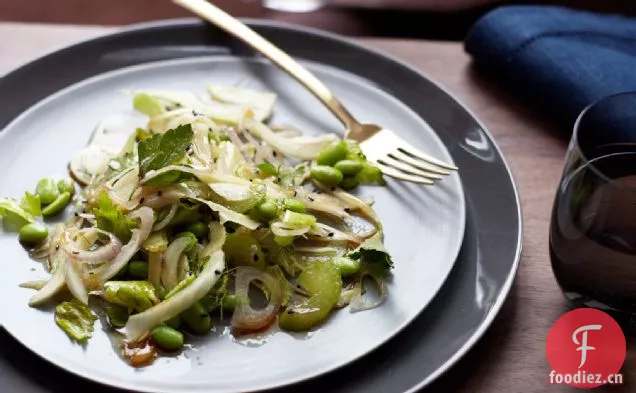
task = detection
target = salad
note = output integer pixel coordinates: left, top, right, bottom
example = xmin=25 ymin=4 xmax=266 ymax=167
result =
xmin=0 ymin=85 xmax=393 ymax=366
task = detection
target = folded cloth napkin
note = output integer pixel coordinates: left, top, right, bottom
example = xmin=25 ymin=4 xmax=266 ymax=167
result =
xmin=465 ymin=6 xmax=636 ymax=132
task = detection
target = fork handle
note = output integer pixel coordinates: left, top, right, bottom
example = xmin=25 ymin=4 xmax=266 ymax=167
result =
xmin=174 ymin=0 xmax=360 ymax=132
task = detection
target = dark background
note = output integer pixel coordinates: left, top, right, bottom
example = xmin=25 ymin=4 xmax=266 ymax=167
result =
xmin=1 ymin=0 xmax=636 ymax=40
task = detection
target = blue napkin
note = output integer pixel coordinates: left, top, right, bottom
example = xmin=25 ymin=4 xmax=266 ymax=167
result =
xmin=465 ymin=6 xmax=636 ymax=132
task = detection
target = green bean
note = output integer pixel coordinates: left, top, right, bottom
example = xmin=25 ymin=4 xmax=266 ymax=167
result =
xmin=334 ymin=160 xmax=363 ymax=176
xmin=283 ymin=198 xmax=305 ymax=213
xmin=35 ymin=178 xmax=59 ymax=205
xmin=332 ymin=256 xmax=360 ymax=277
xmin=151 ymin=325 xmax=184 ymax=351
xmin=187 ymin=222 xmax=209 ymax=240
xmin=317 ymin=141 xmax=348 ymax=166
xmin=166 ymin=315 xmax=182 ymax=330
xmin=18 ymin=222 xmax=48 ymax=245
xmin=57 ymin=178 xmax=75 ymax=196
xmin=310 ymin=166 xmax=343 ymax=187
xmin=41 ymin=192 xmax=71 ymax=216
xmin=256 ymin=200 xmax=279 ymax=221
xmin=128 ymin=260 xmax=149 ymax=279
xmin=339 ymin=177 xmax=360 ymax=190
xmin=181 ymin=301 xmax=212 ymax=334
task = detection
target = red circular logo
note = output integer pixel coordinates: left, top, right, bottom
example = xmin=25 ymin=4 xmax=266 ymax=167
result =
xmin=546 ymin=309 xmax=626 ymax=388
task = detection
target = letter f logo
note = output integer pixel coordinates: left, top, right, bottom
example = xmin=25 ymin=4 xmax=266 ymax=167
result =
xmin=572 ymin=324 xmax=602 ymax=368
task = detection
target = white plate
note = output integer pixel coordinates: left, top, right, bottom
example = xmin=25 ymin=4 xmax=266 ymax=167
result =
xmin=0 ymin=57 xmax=465 ymax=392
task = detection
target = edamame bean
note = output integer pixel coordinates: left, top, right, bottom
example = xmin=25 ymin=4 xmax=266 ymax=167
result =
xmin=222 ymin=295 xmax=238 ymax=311
xmin=181 ymin=301 xmax=212 ymax=334
xmin=151 ymin=325 xmax=184 ymax=351
xmin=317 ymin=141 xmax=348 ymax=166
xmin=187 ymin=222 xmax=209 ymax=240
xmin=57 ymin=178 xmax=75 ymax=196
xmin=274 ymin=235 xmax=294 ymax=246
xmin=166 ymin=315 xmax=182 ymax=329
xmin=339 ymin=177 xmax=360 ymax=190
xmin=334 ymin=160 xmax=363 ymax=176
xmin=35 ymin=178 xmax=59 ymax=205
xmin=310 ymin=166 xmax=343 ymax=187
xmin=256 ymin=200 xmax=279 ymax=220
xmin=332 ymin=256 xmax=360 ymax=277
xmin=156 ymin=286 xmax=167 ymax=300
xmin=41 ymin=192 xmax=71 ymax=216
xmin=18 ymin=222 xmax=48 ymax=245
xmin=128 ymin=260 xmax=149 ymax=279
xmin=283 ymin=198 xmax=305 ymax=213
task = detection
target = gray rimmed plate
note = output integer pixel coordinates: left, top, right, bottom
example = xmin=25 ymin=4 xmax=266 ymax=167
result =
xmin=0 ymin=19 xmax=521 ymax=393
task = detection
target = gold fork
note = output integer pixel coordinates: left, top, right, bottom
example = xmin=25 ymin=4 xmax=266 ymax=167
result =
xmin=174 ymin=0 xmax=458 ymax=184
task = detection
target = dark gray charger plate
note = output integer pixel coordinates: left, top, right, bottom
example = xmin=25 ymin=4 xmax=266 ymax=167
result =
xmin=0 ymin=19 xmax=521 ymax=393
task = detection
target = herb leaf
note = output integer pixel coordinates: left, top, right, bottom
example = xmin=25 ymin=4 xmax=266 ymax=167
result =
xmin=93 ymin=192 xmax=137 ymax=242
xmin=137 ymin=124 xmax=194 ymax=177
xmin=347 ymin=231 xmax=393 ymax=269
xmin=55 ymin=299 xmax=97 ymax=342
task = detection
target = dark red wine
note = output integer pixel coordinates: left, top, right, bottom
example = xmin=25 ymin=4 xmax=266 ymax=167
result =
xmin=550 ymin=152 xmax=636 ymax=317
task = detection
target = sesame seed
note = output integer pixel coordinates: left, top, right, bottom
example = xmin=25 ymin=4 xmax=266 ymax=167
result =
xmin=272 ymin=151 xmax=278 ymax=157
xmin=139 ymin=197 xmax=145 ymax=203
xmin=72 ymin=251 xmax=79 ymax=255
xmin=253 ymin=254 xmax=259 ymax=262
xmin=328 ymin=232 xmax=334 ymax=237
xmin=74 ymin=212 xmax=79 ymax=217
xmin=287 ymin=309 xmax=295 ymax=314
xmin=308 ymin=196 xmax=315 ymax=202
xmin=157 ymin=191 xmax=163 ymax=197
xmin=214 ymin=270 xmax=222 ymax=275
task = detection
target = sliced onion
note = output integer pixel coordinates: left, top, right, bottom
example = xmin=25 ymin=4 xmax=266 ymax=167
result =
xmin=293 ymin=246 xmax=340 ymax=256
xmin=295 ymin=188 xmax=351 ymax=221
xmin=199 ymin=221 xmax=226 ymax=259
xmin=153 ymin=204 xmax=178 ymax=231
xmin=308 ymin=223 xmax=363 ymax=246
xmin=124 ymin=250 xmax=225 ymax=342
xmin=270 ymin=222 xmax=310 ymax=237
xmin=19 ymin=280 xmax=47 ymax=290
xmin=192 ymin=197 xmax=261 ymax=230
xmin=93 ymin=207 xmax=155 ymax=285
xmin=106 ymin=166 xmax=141 ymax=210
xmin=141 ymin=165 xmax=215 ymax=185
xmin=314 ymin=182 xmax=381 ymax=227
xmin=140 ymin=185 xmax=184 ymax=209
xmin=28 ymin=256 xmax=66 ymax=307
xmin=63 ymin=228 xmax=123 ymax=263
xmin=66 ymin=260 xmax=89 ymax=304
xmin=28 ymin=225 xmax=67 ymax=306
xmin=231 ymin=266 xmax=282 ymax=332
xmin=227 ymin=124 xmax=252 ymax=163
xmin=162 ymin=236 xmax=194 ymax=289
xmin=350 ymin=272 xmax=388 ymax=313
xmin=177 ymin=254 xmax=189 ymax=282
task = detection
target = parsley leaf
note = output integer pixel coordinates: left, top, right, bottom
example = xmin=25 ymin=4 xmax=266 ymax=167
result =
xmin=93 ymin=192 xmax=137 ymax=242
xmin=137 ymin=124 xmax=194 ymax=177
xmin=347 ymin=231 xmax=393 ymax=269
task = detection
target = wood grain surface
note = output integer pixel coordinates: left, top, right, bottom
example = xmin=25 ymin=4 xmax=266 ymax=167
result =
xmin=1 ymin=22 xmax=634 ymax=393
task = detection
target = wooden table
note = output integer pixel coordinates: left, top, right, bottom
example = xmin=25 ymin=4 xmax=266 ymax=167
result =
xmin=0 ymin=22 xmax=633 ymax=393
